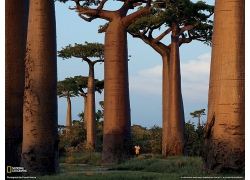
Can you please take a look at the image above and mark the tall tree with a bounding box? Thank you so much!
[58,42,104,150]
[57,0,152,163]
[74,75,88,127]
[127,0,213,156]
[5,0,29,168]
[74,76,104,127]
[74,75,104,150]
[21,0,60,175]
[190,108,206,127]
[57,77,79,134]
[203,0,245,173]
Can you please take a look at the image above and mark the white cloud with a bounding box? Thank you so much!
[129,53,211,101]
[139,65,162,78]
[181,53,211,82]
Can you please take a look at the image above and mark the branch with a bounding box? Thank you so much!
[78,14,96,22]
[82,57,92,64]
[93,59,104,64]
[205,12,214,19]
[69,0,112,22]
[78,88,87,97]
[122,0,152,27]
[98,27,107,33]
[153,27,171,43]
[97,0,108,10]
[180,21,200,34]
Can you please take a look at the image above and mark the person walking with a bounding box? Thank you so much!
[135,145,140,157]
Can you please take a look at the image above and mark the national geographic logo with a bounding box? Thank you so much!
[6,166,27,173]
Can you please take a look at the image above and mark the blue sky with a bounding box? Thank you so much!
[55,0,215,128]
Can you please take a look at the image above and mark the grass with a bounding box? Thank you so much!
[35,153,245,180]
[60,152,102,165]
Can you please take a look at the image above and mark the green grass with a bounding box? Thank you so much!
[36,154,245,180]
[60,152,102,165]
[108,156,203,176]
[37,171,180,180]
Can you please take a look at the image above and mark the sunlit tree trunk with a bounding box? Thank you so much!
[161,54,170,155]
[21,0,60,175]
[83,96,88,128]
[203,0,245,173]
[5,0,29,168]
[86,63,97,150]
[67,0,151,165]
[102,18,132,165]
[66,96,72,134]
[166,22,185,156]
[141,41,171,156]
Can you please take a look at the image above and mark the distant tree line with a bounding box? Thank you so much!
[58,112,205,157]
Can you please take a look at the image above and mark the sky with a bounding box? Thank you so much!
[55,0,216,129]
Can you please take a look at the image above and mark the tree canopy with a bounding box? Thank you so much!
[190,109,206,118]
[74,75,104,95]
[58,41,104,61]
[128,0,214,46]
[57,77,79,98]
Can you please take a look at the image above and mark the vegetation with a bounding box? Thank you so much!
[57,77,79,133]
[58,42,105,150]
[190,108,206,127]
[58,116,206,158]
[36,155,244,180]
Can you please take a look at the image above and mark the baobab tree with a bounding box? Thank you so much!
[74,75,104,127]
[190,108,206,127]
[5,0,29,168]
[127,0,213,156]
[203,0,245,173]
[58,42,104,150]
[74,75,104,150]
[21,0,59,175]
[57,77,79,134]
[58,0,152,164]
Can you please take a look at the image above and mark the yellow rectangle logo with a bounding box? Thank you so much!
[7,166,12,173]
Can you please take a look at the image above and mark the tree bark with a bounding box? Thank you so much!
[5,0,29,169]
[86,63,97,150]
[70,0,151,165]
[166,22,185,156]
[83,95,88,128]
[161,54,170,155]
[203,0,245,173]
[102,18,132,165]
[21,0,60,175]
[66,96,72,134]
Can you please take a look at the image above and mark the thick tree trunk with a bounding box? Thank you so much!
[66,96,72,134]
[138,40,171,155]
[203,0,245,173]
[166,22,185,156]
[86,63,97,150]
[5,0,29,168]
[21,0,60,175]
[102,18,132,165]
[161,54,170,155]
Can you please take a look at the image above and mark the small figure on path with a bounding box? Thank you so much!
[135,145,140,157]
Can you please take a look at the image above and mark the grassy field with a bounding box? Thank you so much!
[36,153,245,180]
